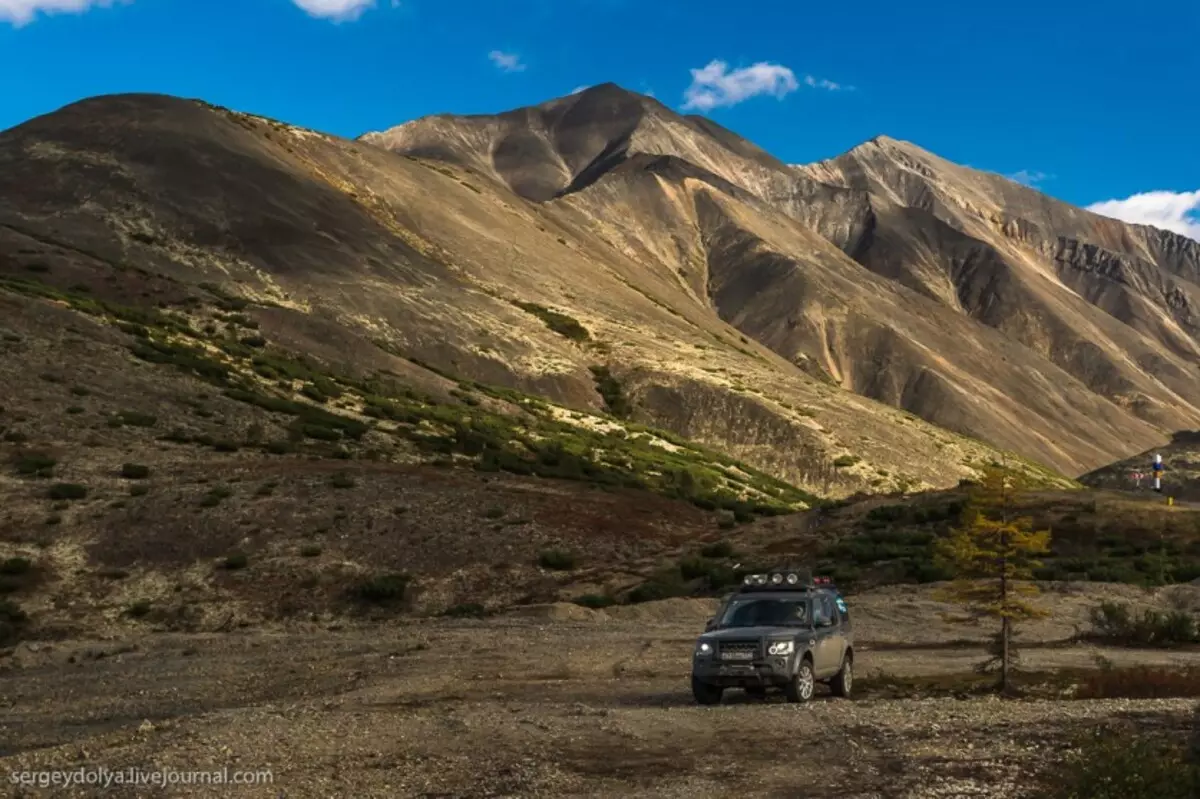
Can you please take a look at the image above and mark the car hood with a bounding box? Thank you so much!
[700,626,807,641]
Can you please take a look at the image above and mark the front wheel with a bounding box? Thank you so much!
[830,655,853,698]
[692,676,724,706]
[783,659,816,703]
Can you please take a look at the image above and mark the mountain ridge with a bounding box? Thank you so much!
[2,85,1197,495]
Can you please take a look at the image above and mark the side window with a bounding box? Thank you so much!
[823,596,836,626]
[814,596,832,626]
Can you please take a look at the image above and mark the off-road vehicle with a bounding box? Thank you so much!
[690,568,854,705]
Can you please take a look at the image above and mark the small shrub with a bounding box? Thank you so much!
[1036,726,1199,799]
[47,483,87,501]
[299,544,322,558]
[330,472,356,489]
[573,594,616,609]
[199,485,232,507]
[1088,600,1199,646]
[1075,666,1200,700]
[14,453,56,478]
[484,507,505,519]
[69,386,90,396]
[125,600,153,619]
[0,557,33,576]
[537,549,577,571]
[700,540,735,559]
[117,410,157,428]
[129,484,150,497]
[627,572,689,604]
[354,573,410,605]
[0,598,29,646]
[220,552,249,570]
[66,406,85,415]
[441,602,488,618]
[832,455,860,468]
[120,463,151,480]
[512,301,590,342]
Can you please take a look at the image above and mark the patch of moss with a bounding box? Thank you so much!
[512,301,590,342]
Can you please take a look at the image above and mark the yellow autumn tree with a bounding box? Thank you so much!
[933,464,1052,694]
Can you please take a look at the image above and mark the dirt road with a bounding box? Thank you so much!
[4,595,1199,798]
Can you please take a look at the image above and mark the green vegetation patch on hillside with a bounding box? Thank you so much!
[0,274,819,516]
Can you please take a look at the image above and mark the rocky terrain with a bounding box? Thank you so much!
[3,584,1200,798]
[3,82,1200,798]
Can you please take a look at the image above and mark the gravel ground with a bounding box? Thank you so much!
[3,609,1199,798]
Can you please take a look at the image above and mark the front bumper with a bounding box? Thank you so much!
[692,655,794,687]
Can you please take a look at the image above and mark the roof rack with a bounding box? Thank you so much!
[737,567,836,593]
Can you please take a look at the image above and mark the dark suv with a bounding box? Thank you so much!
[690,569,854,705]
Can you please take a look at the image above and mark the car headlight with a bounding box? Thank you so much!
[695,641,713,655]
[768,641,794,656]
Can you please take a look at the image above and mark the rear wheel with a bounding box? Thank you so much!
[692,677,724,706]
[830,655,853,698]
[783,659,816,703]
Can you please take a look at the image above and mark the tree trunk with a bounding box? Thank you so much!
[1000,477,1010,694]
[1000,615,1011,694]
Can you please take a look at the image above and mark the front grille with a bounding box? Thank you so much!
[717,641,760,660]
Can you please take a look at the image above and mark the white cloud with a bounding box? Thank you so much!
[290,0,379,21]
[1087,190,1200,241]
[488,50,526,73]
[1007,169,1053,187]
[682,60,799,112]
[0,0,120,27]
[804,75,853,91]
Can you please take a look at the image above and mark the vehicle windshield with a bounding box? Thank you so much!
[717,597,810,628]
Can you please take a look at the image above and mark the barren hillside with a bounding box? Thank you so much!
[369,83,1200,474]
[0,90,1066,502]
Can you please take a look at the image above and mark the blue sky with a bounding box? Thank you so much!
[2,0,1198,238]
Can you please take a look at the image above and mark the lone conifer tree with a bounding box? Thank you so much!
[933,464,1052,693]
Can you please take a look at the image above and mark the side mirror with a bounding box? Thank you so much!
[704,617,716,631]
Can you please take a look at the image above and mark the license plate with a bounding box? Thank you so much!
[721,651,754,661]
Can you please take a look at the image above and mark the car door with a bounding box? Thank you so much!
[810,594,841,677]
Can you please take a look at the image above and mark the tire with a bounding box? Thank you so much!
[784,658,816,703]
[692,676,724,706]
[830,654,853,698]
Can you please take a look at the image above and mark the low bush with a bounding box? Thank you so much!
[1034,724,1200,798]
[1075,665,1200,699]
[1087,600,1199,647]
[537,549,577,571]
[0,598,29,646]
[354,573,410,605]
[120,463,151,479]
[47,483,87,500]
[13,453,56,478]
[441,603,488,618]
[573,594,616,609]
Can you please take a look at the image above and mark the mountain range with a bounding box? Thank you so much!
[3,82,1199,504]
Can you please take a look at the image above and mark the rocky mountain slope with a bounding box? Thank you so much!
[367,83,1200,476]
[0,89,1072,508]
